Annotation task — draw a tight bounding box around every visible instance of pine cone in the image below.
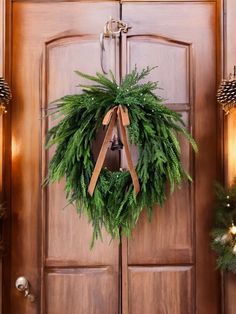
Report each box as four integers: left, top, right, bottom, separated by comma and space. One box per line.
217, 79, 236, 113
0, 77, 12, 104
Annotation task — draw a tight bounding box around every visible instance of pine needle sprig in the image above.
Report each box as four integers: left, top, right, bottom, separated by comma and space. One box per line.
211, 179, 236, 272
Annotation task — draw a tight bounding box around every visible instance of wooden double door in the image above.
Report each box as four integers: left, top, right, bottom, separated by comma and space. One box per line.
9, 1, 220, 313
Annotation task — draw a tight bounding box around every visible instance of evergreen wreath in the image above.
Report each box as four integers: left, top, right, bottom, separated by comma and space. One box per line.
211, 179, 236, 273
45, 67, 197, 245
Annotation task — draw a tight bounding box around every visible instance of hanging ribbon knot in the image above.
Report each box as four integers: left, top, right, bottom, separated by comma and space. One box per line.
88, 105, 140, 196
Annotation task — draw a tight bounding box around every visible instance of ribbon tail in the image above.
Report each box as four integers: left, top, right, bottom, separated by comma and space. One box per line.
119, 105, 130, 126
118, 109, 140, 195
88, 108, 118, 196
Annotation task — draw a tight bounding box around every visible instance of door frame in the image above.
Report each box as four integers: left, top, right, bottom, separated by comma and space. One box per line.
0, 0, 12, 313
222, 1, 236, 313
0, 0, 4, 312
0, 0, 225, 313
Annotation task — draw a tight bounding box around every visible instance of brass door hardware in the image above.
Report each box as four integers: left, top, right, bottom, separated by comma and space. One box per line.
100, 17, 131, 74
15, 276, 36, 303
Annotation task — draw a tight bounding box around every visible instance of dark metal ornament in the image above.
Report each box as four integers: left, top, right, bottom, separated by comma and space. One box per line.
110, 134, 123, 151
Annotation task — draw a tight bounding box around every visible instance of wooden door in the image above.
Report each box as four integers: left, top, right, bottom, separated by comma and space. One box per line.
8, 1, 220, 314
11, 2, 120, 314
121, 2, 221, 314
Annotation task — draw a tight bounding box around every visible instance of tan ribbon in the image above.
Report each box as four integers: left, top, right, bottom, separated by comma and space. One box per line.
88, 105, 140, 196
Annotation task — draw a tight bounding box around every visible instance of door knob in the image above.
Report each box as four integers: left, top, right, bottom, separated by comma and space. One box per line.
15, 276, 36, 302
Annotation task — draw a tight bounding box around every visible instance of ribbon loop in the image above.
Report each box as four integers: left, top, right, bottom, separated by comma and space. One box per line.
88, 105, 140, 196
102, 106, 117, 125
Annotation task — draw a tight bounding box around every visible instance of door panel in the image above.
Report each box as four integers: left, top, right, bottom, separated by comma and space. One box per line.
45, 268, 117, 314
45, 37, 118, 266
122, 3, 220, 313
12, 2, 119, 314
127, 37, 191, 104
127, 112, 192, 265
46, 183, 118, 266
128, 266, 193, 314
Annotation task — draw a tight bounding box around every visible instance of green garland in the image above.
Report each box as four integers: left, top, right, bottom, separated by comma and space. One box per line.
46, 67, 197, 245
211, 179, 236, 273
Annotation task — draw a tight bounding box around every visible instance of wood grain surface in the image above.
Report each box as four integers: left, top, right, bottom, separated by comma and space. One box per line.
5, 1, 222, 313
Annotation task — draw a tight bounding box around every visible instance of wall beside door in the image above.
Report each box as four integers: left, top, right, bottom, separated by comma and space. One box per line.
0, 1, 4, 312
224, 1, 236, 313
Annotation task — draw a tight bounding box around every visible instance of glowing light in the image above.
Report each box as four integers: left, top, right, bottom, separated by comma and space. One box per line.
227, 110, 236, 184
229, 223, 236, 235
12, 137, 21, 159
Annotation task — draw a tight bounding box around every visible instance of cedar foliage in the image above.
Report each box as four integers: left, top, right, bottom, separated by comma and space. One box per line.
211, 179, 236, 272
45, 67, 197, 245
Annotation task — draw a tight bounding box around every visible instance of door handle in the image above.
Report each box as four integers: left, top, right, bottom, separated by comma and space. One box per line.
100, 17, 131, 74
15, 276, 36, 303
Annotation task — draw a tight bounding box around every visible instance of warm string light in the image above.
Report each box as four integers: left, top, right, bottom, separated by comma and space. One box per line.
225, 196, 236, 237
229, 222, 236, 236
0, 104, 7, 115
